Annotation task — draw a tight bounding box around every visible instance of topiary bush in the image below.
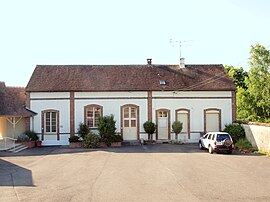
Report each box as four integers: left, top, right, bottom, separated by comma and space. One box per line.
172, 121, 183, 141
83, 132, 100, 148
223, 123, 245, 142
77, 122, 89, 139
98, 115, 117, 146
143, 121, 156, 141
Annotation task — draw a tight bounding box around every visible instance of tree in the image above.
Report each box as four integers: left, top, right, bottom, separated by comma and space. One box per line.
246, 44, 270, 122
172, 121, 183, 142
143, 121, 156, 141
225, 65, 248, 90
98, 115, 117, 146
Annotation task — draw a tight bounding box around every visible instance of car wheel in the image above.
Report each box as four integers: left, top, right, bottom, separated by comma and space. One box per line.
199, 142, 203, 150
208, 145, 214, 154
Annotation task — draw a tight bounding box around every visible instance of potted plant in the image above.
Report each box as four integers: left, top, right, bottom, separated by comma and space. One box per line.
25, 130, 41, 147
143, 121, 156, 142
172, 121, 183, 143
69, 135, 83, 148
111, 134, 123, 147
17, 133, 36, 148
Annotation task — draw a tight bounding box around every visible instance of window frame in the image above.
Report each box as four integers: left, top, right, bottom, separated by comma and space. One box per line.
41, 109, 60, 141
175, 108, 190, 139
84, 104, 103, 129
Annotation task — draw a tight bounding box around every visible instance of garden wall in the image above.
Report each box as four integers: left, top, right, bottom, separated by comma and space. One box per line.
242, 124, 270, 152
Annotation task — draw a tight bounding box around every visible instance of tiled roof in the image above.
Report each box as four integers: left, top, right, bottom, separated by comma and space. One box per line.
0, 82, 36, 117
26, 64, 236, 92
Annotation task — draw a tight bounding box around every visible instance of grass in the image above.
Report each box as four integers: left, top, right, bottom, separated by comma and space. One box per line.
257, 150, 270, 157
235, 138, 253, 149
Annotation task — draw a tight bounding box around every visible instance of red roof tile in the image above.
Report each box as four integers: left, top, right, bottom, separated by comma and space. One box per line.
26, 64, 236, 92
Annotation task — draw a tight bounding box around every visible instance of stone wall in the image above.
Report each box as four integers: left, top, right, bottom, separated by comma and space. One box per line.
242, 124, 270, 152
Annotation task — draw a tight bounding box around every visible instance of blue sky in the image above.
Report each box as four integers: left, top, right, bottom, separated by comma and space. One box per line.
0, 0, 270, 86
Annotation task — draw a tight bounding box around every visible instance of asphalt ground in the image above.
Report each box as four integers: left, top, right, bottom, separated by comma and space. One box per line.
1, 144, 270, 202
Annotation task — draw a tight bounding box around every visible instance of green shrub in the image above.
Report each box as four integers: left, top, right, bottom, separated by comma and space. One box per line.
69, 135, 80, 143
98, 115, 117, 146
77, 123, 89, 139
113, 135, 123, 142
83, 132, 100, 148
143, 121, 156, 140
223, 123, 245, 142
25, 130, 39, 141
172, 121, 183, 141
17, 134, 30, 142
235, 138, 253, 149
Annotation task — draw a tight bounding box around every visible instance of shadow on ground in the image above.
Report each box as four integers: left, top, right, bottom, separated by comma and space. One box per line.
0, 159, 34, 187
0, 144, 261, 157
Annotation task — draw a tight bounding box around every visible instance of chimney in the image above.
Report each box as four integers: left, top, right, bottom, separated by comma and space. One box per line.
180, 58, 185, 68
147, 58, 152, 65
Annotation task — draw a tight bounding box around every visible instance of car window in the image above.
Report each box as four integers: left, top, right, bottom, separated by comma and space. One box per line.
208, 134, 212, 139
217, 134, 231, 141
203, 134, 208, 139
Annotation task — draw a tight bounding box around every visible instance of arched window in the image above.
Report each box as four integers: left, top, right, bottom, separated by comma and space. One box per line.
204, 108, 221, 132
84, 104, 103, 128
175, 109, 190, 139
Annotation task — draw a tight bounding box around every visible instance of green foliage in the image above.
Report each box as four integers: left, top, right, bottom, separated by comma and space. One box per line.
98, 115, 117, 146
225, 44, 270, 123
223, 124, 245, 142
225, 65, 248, 90
143, 121, 156, 134
17, 134, 30, 142
77, 122, 89, 139
69, 135, 80, 143
235, 138, 253, 149
172, 121, 183, 141
245, 44, 270, 122
83, 132, 100, 148
172, 121, 183, 134
25, 130, 39, 141
143, 121, 156, 141
113, 135, 123, 142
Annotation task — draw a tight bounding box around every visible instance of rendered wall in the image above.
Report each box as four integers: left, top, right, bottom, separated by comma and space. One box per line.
242, 124, 270, 152
0, 117, 7, 139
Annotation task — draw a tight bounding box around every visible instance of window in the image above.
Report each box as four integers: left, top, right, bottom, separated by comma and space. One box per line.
84, 105, 103, 128
204, 109, 221, 132
43, 111, 58, 133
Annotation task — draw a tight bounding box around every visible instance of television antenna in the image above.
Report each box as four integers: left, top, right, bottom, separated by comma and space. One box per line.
169, 39, 193, 59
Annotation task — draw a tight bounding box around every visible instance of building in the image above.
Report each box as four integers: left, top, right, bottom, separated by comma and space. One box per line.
26, 59, 236, 145
0, 82, 36, 141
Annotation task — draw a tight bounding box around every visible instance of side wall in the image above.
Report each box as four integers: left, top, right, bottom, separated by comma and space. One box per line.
152, 91, 233, 142
29, 91, 234, 145
242, 124, 270, 152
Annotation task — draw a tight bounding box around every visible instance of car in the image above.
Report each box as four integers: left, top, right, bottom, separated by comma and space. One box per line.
199, 132, 234, 154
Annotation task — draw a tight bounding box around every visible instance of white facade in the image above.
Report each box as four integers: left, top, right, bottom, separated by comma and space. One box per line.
29, 91, 234, 145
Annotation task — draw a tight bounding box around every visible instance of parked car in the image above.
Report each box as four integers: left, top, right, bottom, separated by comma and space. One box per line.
199, 132, 234, 154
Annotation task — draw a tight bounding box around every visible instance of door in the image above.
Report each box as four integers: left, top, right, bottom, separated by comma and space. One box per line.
157, 110, 170, 140
122, 106, 138, 140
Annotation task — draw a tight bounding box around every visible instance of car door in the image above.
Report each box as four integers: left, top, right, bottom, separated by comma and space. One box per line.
201, 133, 209, 148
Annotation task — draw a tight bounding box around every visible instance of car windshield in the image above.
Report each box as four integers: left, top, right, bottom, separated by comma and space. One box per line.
217, 134, 230, 141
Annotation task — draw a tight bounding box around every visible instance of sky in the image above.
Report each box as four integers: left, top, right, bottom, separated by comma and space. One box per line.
0, 0, 270, 87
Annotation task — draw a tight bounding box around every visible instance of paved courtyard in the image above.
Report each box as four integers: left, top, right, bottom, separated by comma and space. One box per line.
1, 144, 270, 202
